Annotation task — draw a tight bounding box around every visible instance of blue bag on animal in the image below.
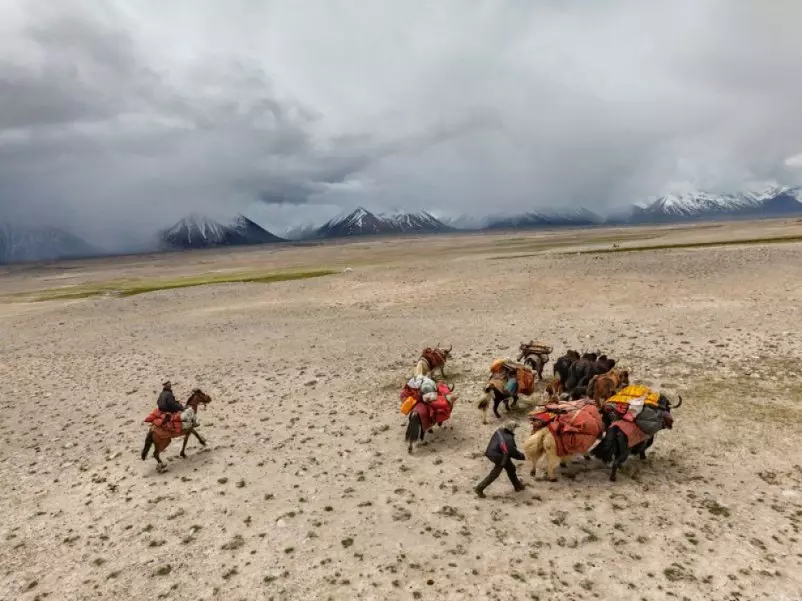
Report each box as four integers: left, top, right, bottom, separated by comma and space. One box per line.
420, 377, 437, 396
504, 377, 518, 395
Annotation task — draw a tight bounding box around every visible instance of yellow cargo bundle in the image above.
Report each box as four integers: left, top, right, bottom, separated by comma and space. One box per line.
607, 384, 660, 407
400, 396, 417, 415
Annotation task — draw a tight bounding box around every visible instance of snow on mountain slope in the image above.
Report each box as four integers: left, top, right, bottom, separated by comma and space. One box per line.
0, 218, 97, 264
159, 214, 284, 249
315, 208, 397, 238
483, 207, 603, 230
633, 186, 802, 221
377, 210, 453, 233
312, 208, 454, 238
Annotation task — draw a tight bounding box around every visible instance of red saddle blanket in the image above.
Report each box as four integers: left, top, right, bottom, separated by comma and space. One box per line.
547, 404, 605, 457
609, 419, 651, 448
411, 382, 454, 430
421, 348, 446, 369
143, 408, 185, 434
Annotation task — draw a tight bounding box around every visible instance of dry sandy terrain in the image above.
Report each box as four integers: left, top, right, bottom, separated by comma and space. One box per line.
1, 219, 802, 601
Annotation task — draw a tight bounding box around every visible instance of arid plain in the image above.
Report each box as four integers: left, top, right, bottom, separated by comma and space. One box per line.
2, 219, 802, 601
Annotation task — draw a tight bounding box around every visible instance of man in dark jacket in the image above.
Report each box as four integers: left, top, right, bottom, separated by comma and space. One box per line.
475, 421, 526, 497
157, 381, 184, 414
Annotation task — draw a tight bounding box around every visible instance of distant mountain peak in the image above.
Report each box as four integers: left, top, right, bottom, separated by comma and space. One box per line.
159, 213, 284, 249
311, 207, 452, 239
0, 217, 97, 264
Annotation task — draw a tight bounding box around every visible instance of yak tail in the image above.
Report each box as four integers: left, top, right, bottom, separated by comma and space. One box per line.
405, 412, 422, 450
141, 430, 153, 460
478, 396, 489, 411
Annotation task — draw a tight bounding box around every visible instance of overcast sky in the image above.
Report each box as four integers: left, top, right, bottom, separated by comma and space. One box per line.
2, 0, 802, 248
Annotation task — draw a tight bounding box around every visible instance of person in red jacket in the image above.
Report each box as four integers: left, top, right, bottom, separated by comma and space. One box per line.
474, 421, 526, 497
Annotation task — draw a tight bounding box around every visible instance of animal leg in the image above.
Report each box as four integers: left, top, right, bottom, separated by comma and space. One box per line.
180, 433, 190, 458
638, 437, 654, 460
192, 429, 207, 447
545, 452, 562, 482
478, 392, 490, 424
523, 430, 546, 478
153, 448, 165, 472
141, 431, 153, 461
492, 396, 503, 419
543, 434, 561, 482
610, 436, 630, 482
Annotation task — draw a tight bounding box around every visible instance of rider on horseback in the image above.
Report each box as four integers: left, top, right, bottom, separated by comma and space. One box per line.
157, 381, 184, 416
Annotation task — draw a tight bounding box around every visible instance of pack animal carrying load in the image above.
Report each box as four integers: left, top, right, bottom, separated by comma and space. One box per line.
527, 398, 595, 432
603, 384, 673, 436
529, 400, 604, 457
421, 347, 447, 370
518, 340, 553, 357
516, 366, 536, 396
606, 384, 660, 408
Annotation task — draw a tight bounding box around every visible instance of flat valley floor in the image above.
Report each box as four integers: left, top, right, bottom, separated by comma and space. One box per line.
1, 219, 802, 601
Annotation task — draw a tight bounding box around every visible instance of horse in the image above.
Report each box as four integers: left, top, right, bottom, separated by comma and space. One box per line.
404, 382, 457, 453
141, 388, 212, 471
413, 344, 453, 379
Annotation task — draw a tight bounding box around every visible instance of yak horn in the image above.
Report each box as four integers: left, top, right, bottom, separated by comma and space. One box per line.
447, 343, 453, 352
672, 395, 683, 409
447, 382, 455, 392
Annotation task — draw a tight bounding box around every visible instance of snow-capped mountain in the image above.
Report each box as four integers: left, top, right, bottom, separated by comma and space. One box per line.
314, 208, 396, 238
0, 218, 97, 264
311, 207, 452, 238
377, 210, 454, 233
483, 208, 603, 230
159, 214, 284, 249
632, 186, 802, 222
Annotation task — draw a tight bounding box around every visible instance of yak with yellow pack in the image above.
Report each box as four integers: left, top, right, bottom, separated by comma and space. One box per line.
607, 384, 660, 407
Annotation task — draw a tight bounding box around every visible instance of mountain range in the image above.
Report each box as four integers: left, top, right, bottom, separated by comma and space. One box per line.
2, 184, 801, 264
631, 185, 802, 223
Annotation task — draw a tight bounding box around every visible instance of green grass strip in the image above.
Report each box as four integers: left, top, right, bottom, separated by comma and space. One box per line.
576, 235, 802, 255
20, 269, 337, 302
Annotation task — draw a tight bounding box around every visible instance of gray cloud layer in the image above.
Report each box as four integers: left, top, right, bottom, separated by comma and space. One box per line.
1, 0, 801, 248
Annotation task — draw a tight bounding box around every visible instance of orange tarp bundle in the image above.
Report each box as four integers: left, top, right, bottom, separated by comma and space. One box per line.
547, 404, 605, 457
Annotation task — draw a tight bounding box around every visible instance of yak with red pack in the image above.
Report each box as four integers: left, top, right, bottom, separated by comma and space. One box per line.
401, 379, 458, 453
591, 393, 683, 481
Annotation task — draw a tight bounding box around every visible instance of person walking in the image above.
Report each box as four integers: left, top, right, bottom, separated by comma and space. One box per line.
474, 421, 526, 497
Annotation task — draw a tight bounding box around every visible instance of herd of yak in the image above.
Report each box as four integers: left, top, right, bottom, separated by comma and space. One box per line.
400, 341, 683, 482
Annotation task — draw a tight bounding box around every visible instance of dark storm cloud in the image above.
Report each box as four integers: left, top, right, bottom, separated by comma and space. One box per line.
1, 0, 801, 247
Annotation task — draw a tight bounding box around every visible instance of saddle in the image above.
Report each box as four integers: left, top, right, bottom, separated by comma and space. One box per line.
421, 348, 446, 369
518, 341, 553, 360
144, 408, 184, 433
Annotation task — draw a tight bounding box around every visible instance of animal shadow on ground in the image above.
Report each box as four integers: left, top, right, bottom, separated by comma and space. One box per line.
402, 423, 472, 456
141, 445, 214, 475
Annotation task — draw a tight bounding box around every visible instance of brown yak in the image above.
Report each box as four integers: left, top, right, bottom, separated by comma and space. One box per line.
586, 369, 630, 403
